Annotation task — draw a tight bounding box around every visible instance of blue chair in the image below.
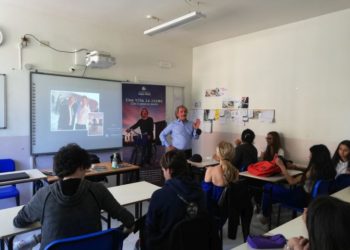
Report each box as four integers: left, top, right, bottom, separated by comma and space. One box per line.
44, 228, 126, 250
0, 159, 20, 206
276, 179, 332, 225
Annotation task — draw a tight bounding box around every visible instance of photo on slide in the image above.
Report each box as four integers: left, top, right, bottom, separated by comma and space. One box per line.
88, 112, 104, 136
50, 90, 100, 132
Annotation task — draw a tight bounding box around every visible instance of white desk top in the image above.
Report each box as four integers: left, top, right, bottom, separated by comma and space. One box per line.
0, 181, 160, 239
239, 169, 302, 183
0, 169, 47, 186
108, 181, 160, 206
0, 206, 41, 238
187, 159, 218, 168
233, 186, 350, 250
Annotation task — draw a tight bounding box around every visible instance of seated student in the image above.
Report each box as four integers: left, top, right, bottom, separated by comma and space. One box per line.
261, 131, 284, 161
258, 144, 336, 224
232, 128, 258, 171
332, 140, 350, 177
285, 196, 350, 250
144, 150, 206, 250
13, 143, 134, 250
202, 141, 239, 218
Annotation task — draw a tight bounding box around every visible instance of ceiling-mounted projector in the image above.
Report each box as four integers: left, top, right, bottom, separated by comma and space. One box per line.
86, 51, 116, 68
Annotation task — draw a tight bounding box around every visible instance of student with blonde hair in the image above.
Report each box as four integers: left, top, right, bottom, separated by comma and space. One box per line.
202, 141, 239, 216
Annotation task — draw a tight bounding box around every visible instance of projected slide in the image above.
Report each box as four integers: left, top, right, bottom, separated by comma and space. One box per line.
50, 90, 100, 132
31, 73, 123, 155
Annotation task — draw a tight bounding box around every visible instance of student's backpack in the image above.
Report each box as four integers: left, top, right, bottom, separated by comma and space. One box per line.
176, 193, 199, 219
247, 156, 281, 177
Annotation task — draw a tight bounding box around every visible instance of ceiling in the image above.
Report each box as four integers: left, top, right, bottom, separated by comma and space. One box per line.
3, 0, 350, 48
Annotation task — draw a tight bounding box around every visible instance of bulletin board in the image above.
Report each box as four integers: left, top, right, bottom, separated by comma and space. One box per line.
0, 74, 6, 129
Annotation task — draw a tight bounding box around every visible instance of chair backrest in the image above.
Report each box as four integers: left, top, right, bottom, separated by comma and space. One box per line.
0, 159, 15, 173
330, 174, 350, 193
168, 213, 220, 250
44, 228, 125, 250
311, 179, 333, 198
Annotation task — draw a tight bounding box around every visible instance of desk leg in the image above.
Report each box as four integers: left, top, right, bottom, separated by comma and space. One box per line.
135, 202, 143, 219
5, 236, 14, 250
108, 213, 111, 229
136, 169, 140, 182
116, 174, 120, 186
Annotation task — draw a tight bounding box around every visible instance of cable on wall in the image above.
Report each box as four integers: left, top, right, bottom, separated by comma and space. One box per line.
23, 34, 89, 54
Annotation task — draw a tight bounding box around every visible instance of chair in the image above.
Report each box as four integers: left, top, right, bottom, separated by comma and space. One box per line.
0, 159, 20, 206
330, 174, 350, 193
276, 179, 332, 225
44, 228, 125, 250
168, 214, 221, 250
225, 179, 253, 242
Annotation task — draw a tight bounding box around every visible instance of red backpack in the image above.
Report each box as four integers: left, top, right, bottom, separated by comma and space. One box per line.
247, 156, 281, 177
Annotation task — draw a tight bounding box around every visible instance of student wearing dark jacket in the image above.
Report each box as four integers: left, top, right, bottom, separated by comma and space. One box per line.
145, 150, 207, 250
232, 129, 258, 171
13, 143, 134, 250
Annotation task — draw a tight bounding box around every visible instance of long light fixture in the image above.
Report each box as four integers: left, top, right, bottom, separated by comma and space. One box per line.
144, 11, 205, 36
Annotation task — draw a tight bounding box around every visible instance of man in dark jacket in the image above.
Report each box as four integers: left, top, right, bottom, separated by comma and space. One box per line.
144, 150, 207, 250
13, 143, 134, 250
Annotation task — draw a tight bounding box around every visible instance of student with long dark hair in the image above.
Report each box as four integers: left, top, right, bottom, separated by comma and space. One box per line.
332, 140, 350, 177
285, 196, 350, 250
258, 144, 336, 224
232, 129, 258, 171
261, 131, 284, 161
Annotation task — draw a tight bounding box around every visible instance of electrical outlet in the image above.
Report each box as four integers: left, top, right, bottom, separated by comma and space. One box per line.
40, 40, 50, 46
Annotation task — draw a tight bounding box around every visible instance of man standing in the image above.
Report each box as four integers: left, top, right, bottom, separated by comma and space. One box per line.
126, 108, 154, 164
159, 105, 201, 159
57, 95, 77, 130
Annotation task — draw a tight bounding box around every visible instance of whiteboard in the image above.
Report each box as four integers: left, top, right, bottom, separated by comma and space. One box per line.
0, 74, 5, 129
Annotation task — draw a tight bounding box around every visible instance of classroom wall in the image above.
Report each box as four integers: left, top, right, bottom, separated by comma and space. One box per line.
0, 3, 192, 207
192, 9, 350, 164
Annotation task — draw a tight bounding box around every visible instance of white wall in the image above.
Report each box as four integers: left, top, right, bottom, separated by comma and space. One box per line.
0, 3, 192, 206
192, 9, 350, 163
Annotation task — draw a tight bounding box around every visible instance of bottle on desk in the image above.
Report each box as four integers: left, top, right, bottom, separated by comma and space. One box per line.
112, 153, 119, 169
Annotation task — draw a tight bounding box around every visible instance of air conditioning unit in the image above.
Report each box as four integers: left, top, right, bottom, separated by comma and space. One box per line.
86, 51, 116, 68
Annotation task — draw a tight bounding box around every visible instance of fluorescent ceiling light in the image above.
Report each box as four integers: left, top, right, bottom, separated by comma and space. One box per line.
144, 11, 205, 36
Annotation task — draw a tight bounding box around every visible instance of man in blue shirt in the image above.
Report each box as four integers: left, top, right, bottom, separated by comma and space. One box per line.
159, 105, 201, 159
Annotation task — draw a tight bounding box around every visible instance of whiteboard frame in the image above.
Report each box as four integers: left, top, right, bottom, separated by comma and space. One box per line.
0, 74, 6, 129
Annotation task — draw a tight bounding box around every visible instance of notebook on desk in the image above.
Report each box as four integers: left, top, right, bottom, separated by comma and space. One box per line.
0, 172, 30, 182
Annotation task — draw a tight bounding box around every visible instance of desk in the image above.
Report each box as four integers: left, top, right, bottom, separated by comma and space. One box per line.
232, 186, 350, 250
108, 181, 160, 219
187, 159, 218, 168
239, 170, 303, 230
0, 169, 47, 195
239, 170, 303, 183
187, 159, 219, 183
0, 181, 159, 250
0, 206, 41, 250
0, 169, 47, 186
45, 162, 140, 185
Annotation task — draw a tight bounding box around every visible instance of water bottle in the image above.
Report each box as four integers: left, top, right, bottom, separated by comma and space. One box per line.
112, 153, 118, 168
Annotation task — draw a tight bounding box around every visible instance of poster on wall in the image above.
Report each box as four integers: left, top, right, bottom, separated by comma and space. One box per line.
122, 83, 166, 146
